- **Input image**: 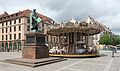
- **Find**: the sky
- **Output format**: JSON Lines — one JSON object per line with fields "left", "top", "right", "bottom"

{"left": 0, "top": 0, "right": 120, "bottom": 34}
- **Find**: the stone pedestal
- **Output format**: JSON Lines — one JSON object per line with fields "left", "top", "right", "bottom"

{"left": 22, "top": 32, "right": 49, "bottom": 59}
{"left": 4, "top": 32, "right": 66, "bottom": 67}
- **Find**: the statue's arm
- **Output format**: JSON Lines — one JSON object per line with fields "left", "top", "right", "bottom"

{"left": 32, "top": 16, "right": 37, "bottom": 21}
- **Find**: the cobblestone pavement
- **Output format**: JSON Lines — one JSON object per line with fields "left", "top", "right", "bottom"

{"left": 0, "top": 50, "right": 120, "bottom": 71}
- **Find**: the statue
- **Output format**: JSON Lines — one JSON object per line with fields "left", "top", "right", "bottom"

{"left": 29, "top": 9, "right": 42, "bottom": 32}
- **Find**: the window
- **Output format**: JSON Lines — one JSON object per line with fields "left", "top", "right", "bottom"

{"left": 11, "top": 15, "right": 13, "bottom": 17}
{"left": 19, "top": 19, "right": 21, "bottom": 23}
{"left": 6, "top": 35, "right": 8, "bottom": 40}
{"left": 19, "top": 25, "right": 21, "bottom": 31}
{"left": 42, "top": 29, "right": 44, "bottom": 32}
{"left": 27, "top": 25, "right": 30, "bottom": 31}
{"left": 2, "top": 23, "right": 4, "bottom": 26}
{"left": 16, "top": 13, "right": 18, "bottom": 16}
{"left": 47, "top": 36, "right": 48, "bottom": 42}
{"left": 14, "top": 34, "right": 16, "bottom": 40}
{"left": 6, "top": 28, "right": 7, "bottom": 33}
{"left": 10, "top": 34, "right": 12, "bottom": 40}
{"left": 42, "top": 23, "right": 44, "bottom": 27}
{"left": 14, "top": 26, "right": 16, "bottom": 31}
{"left": 10, "top": 21, "right": 12, "bottom": 25}
{"left": 2, "top": 35, "right": 4, "bottom": 40}
{"left": 2, "top": 28, "right": 4, "bottom": 33}
{"left": 14, "top": 20, "right": 16, "bottom": 24}
{"left": 27, "top": 18, "right": 30, "bottom": 23}
{"left": 10, "top": 27, "right": 12, "bottom": 32}
{"left": 6, "top": 22, "right": 7, "bottom": 26}
{"left": 19, "top": 33, "right": 21, "bottom": 39}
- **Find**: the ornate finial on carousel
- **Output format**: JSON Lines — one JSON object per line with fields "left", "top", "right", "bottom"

{"left": 69, "top": 17, "right": 76, "bottom": 23}
{"left": 86, "top": 15, "right": 95, "bottom": 24}
{"left": 88, "top": 14, "right": 91, "bottom": 18}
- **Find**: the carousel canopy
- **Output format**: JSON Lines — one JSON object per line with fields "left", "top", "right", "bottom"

{"left": 47, "top": 16, "right": 109, "bottom": 36}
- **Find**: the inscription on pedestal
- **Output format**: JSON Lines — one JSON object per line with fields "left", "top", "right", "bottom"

{"left": 26, "top": 36, "right": 45, "bottom": 45}
{"left": 36, "top": 36, "right": 45, "bottom": 45}
{"left": 26, "top": 37, "right": 35, "bottom": 44}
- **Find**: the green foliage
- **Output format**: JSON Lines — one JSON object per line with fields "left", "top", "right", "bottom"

{"left": 99, "top": 33, "right": 120, "bottom": 46}
{"left": 111, "top": 35, "right": 120, "bottom": 46}
{"left": 99, "top": 33, "right": 112, "bottom": 45}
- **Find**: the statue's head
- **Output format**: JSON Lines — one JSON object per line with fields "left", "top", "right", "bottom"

{"left": 33, "top": 9, "right": 36, "bottom": 13}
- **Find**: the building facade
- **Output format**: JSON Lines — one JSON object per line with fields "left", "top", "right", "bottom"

{"left": 0, "top": 9, "right": 54, "bottom": 51}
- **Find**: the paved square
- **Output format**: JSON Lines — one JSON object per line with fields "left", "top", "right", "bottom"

{"left": 0, "top": 50, "right": 120, "bottom": 71}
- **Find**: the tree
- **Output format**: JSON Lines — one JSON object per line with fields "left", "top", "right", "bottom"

{"left": 99, "top": 33, "right": 120, "bottom": 46}
{"left": 99, "top": 33, "right": 112, "bottom": 45}
{"left": 111, "top": 35, "right": 120, "bottom": 46}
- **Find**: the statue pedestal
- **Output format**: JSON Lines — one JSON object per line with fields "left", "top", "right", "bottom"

{"left": 22, "top": 32, "right": 49, "bottom": 59}
{"left": 5, "top": 32, "right": 66, "bottom": 67}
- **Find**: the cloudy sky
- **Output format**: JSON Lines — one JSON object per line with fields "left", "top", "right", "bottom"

{"left": 0, "top": 0, "right": 120, "bottom": 34}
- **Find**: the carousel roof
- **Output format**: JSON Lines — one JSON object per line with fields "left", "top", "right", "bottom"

{"left": 47, "top": 16, "right": 109, "bottom": 36}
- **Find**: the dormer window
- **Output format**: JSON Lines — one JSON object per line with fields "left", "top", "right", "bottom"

{"left": 27, "top": 18, "right": 30, "bottom": 23}
{"left": 11, "top": 15, "right": 13, "bottom": 17}
{"left": 16, "top": 13, "right": 18, "bottom": 16}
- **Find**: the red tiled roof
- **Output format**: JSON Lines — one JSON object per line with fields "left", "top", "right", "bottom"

{"left": 0, "top": 9, "right": 54, "bottom": 24}
{"left": 38, "top": 13, "right": 54, "bottom": 25}
{"left": 0, "top": 9, "right": 31, "bottom": 22}
{"left": 19, "top": 9, "right": 31, "bottom": 17}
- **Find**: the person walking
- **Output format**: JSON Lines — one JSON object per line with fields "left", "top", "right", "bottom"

{"left": 114, "top": 46, "right": 117, "bottom": 53}
{"left": 112, "top": 46, "right": 115, "bottom": 57}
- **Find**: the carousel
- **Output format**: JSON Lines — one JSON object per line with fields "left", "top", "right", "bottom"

{"left": 47, "top": 16, "right": 105, "bottom": 57}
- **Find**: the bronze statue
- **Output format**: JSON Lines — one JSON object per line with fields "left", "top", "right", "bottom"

{"left": 29, "top": 9, "right": 42, "bottom": 32}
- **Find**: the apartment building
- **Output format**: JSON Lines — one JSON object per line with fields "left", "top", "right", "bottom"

{"left": 0, "top": 9, "right": 54, "bottom": 51}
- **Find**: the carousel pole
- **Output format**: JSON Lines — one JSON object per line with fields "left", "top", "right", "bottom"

{"left": 85, "top": 34, "right": 87, "bottom": 46}
{"left": 73, "top": 32, "right": 75, "bottom": 54}
{"left": 76, "top": 32, "right": 78, "bottom": 54}
{"left": 74, "top": 32, "right": 77, "bottom": 54}
{"left": 62, "top": 33, "right": 63, "bottom": 48}
{"left": 71, "top": 32, "right": 72, "bottom": 54}
{"left": 67, "top": 33, "right": 69, "bottom": 54}
{"left": 81, "top": 33, "right": 83, "bottom": 42}
{"left": 58, "top": 35, "right": 60, "bottom": 49}
{"left": 87, "top": 34, "right": 89, "bottom": 48}
{"left": 79, "top": 32, "right": 81, "bottom": 49}
{"left": 69, "top": 32, "right": 71, "bottom": 54}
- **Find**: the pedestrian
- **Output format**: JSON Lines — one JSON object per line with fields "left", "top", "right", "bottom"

{"left": 112, "top": 49, "right": 114, "bottom": 57}
{"left": 114, "top": 46, "right": 117, "bottom": 53}
{"left": 112, "top": 47, "right": 115, "bottom": 57}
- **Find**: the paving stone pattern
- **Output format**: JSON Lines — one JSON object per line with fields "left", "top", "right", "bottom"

{"left": 0, "top": 51, "right": 120, "bottom": 71}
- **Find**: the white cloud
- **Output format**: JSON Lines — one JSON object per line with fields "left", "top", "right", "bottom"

{"left": 0, "top": 0, "right": 120, "bottom": 34}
